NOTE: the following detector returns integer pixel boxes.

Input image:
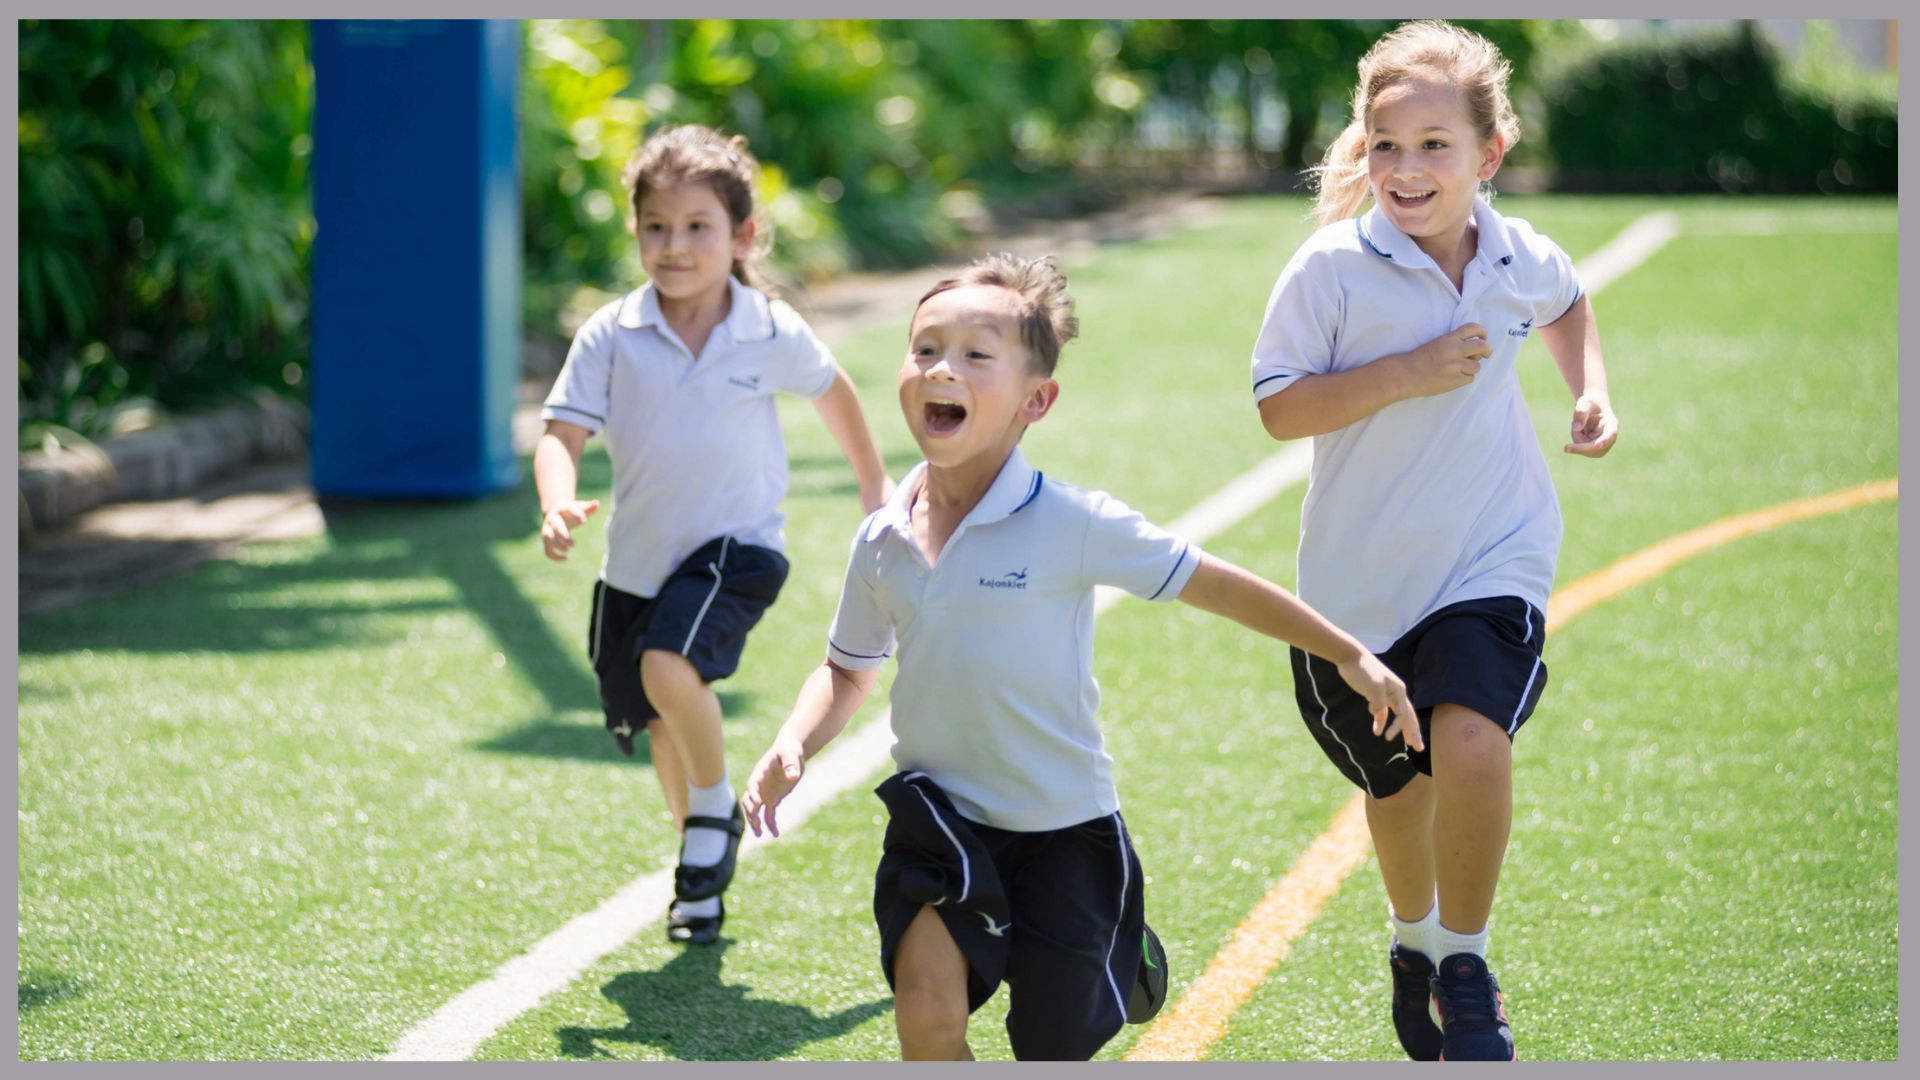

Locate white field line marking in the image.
[1574,211,1678,295]
[387,210,1671,1061]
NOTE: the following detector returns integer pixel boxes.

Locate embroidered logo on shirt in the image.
[728,373,763,390]
[980,913,1010,937]
[977,568,1029,591]
[1507,318,1534,338]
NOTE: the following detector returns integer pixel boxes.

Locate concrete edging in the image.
[19,391,309,537]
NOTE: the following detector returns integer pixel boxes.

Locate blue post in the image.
[310,20,520,499]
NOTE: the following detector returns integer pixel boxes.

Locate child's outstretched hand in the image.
[1564,394,1618,457]
[1336,652,1424,752]
[540,499,601,561]
[741,735,807,838]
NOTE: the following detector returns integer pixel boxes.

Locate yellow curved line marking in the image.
[1126,477,1897,1061]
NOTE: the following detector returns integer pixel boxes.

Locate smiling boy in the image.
[740,253,1418,1060]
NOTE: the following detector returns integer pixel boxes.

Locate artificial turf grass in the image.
[16,196,1896,1060]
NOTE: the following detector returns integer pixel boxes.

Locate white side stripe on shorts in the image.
[1100,813,1131,1022]
[1305,657,1375,798]
[1509,604,1543,734]
[680,537,732,656]
[901,772,971,904]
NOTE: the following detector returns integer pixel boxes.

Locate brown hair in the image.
[622,124,768,288]
[1310,20,1522,227]
[913,253,1080,377]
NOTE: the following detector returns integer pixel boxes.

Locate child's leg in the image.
[1428,703,1513,937]
[639,649,727,788]
[1363,774,1437,925]
[640,649,737,894]
[647,720,689,832]
[893,906,975,1061]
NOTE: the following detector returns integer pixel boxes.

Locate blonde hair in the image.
[1310,20,1521,227]
[913,253,1079,376]
[623,124,768,289]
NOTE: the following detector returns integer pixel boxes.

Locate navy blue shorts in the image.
[588,536,788,743]
[875,807,1147,1060]
[1290,595,1547,800]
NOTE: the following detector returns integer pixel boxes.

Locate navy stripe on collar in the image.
[1356,219,1393,260]
[1009,472,1043,515]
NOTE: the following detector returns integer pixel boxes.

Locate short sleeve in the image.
[826,526,895,671]
[1250,250,1342,404]
[770,304,840,399]
[541,305,615,433]
[1526,231,1583,327]
[1080,492,1202,602]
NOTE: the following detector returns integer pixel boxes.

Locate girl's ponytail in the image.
[1309,119,1372,228]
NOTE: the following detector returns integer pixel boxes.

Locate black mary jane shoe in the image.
[674,804,745,902]
[666,897,724,946]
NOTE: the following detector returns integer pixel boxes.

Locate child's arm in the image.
[811,365,893,513]
[1177,553,1423,750]
[1258,325,1492,442]
[741,659,880,837]
[534,420,602,561]
[1537,294,1618,458]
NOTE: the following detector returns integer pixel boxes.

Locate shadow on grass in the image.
[476,690,754,767]
[555,942,890,1061]
[18,457,612,730]
[18,971,87,1012]
[23,450,778,771]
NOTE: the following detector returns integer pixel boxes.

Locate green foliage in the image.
[1536,21,1896,193]
[18,20,313,438]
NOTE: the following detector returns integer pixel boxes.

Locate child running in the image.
[741,253,1420,1061]
[536,124,890,948]
[1249,21,1619,1061]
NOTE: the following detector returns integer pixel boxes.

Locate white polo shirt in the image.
[1250,198,1582,652]
[827,447,1203,832]
[543,276,839,598]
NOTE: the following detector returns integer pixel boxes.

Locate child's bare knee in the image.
[894,977,968,1050]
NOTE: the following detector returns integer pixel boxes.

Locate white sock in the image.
[1390,899,1440,964]
[676,895,720,918]
[681,774,735,867]
[1435,920,1490,962]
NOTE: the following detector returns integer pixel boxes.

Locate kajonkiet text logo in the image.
[978,568,1029,590]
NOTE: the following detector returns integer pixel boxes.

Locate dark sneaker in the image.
[1388,942,1443,1060]
[1127,924,1168,1024]
[673,804,745,902]
[1430,952,1515,1061]
[666,896,724,946]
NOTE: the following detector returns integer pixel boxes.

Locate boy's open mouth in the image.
[923,400,968,436]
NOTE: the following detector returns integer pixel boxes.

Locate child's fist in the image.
[1399,324,1491,398]
[540,499,601,561]
[1564,394,1618,457]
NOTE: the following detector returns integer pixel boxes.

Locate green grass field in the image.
[16,194,1897,1060]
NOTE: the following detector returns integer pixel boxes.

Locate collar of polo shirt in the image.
[616,274,776,343]
[1357,197,1519,286]
[864,447,1045,543]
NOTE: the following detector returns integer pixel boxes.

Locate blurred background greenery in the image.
[16,18,1897,450]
